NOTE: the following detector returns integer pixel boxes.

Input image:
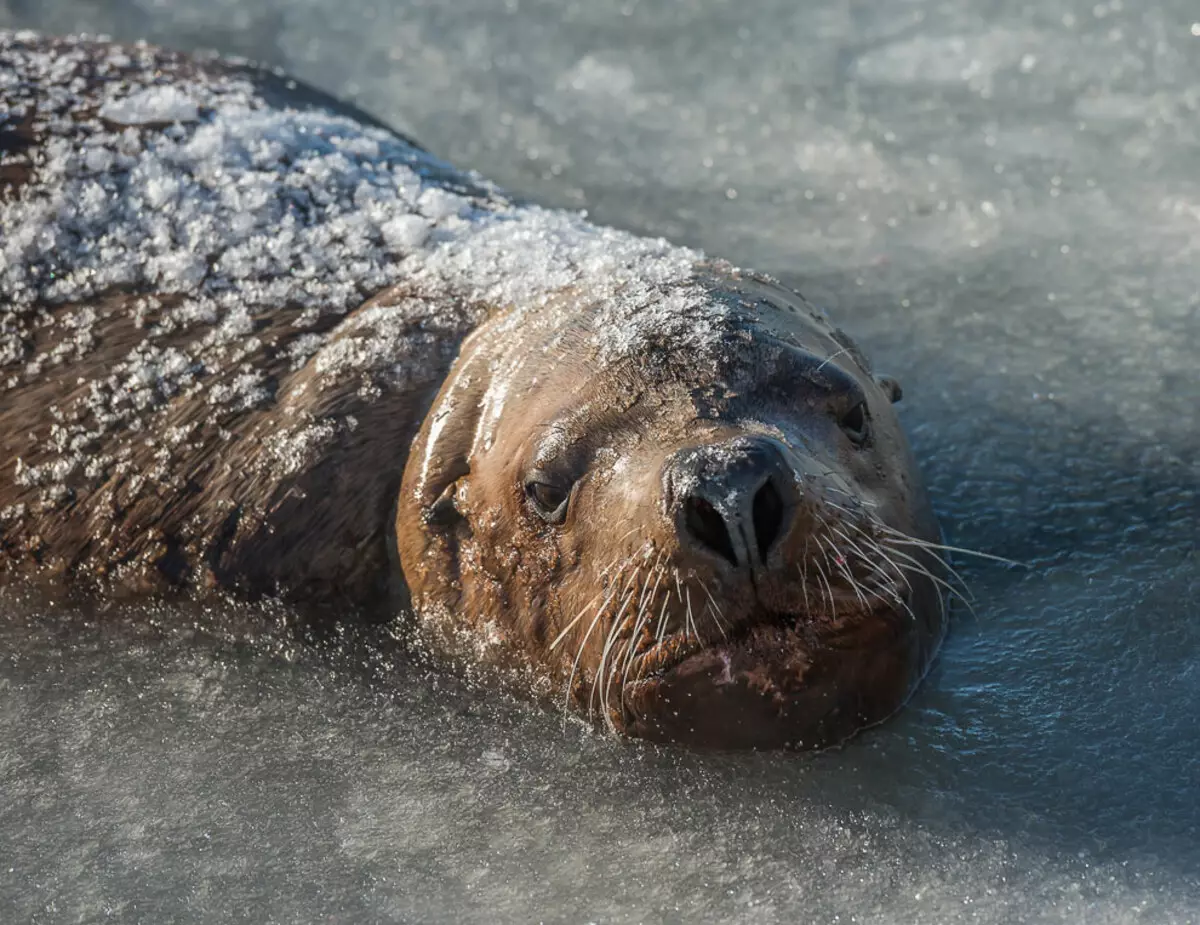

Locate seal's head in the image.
[396,268,944,749]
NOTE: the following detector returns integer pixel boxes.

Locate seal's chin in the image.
[620,605,917,750]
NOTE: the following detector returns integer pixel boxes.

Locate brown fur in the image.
[0,284,474,607]
[2,34,946,749]
[0,35,479,609]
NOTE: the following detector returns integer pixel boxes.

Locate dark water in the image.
[2,0,1198,922]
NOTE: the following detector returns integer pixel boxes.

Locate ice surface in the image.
[2,0,1199,922]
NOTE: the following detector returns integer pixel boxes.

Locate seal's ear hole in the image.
[424,479,467,529]
[876,375,903,404]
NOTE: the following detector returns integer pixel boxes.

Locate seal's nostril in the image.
[670,437,798,570]
[683,496,738,567]
[751,478,785,562]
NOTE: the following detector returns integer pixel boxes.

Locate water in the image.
[1,0,1197,921]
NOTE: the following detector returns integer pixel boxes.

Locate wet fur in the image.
[0,36,475,607]
[2,34,951,749]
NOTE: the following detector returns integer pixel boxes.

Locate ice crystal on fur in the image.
[0,32,741,512]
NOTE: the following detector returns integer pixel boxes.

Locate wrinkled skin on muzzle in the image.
[396,268,946,750]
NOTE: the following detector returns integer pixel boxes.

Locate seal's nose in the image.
[667,436,798,571]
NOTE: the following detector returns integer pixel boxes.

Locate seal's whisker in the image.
[634,552,665,621]
[816,532,869,610]
[595,543,637,588]
[611,576,654,730]
[611,611,642,696]
[895,590,921,626]
[572,550,640,717]
[595,550,653,723]
[824,495,879,514]
[835,513,955,599]
[599,568,641,660]
[876,541,958,590]
[654,591,673,649]
[838,550,873,609]
[616,570,662,708]
[796,563,815,614]
[799,536,815,615]
[598,608,636,733]
[838,519,926,596]
[812,531,841,615]
[615,524,644,546]
[563,572,625,716]
[549,588,606,651]
[815,531,852,597]
[701,583,729,639]
[592,579,640,726]
[859,536,917,598]
[865,540,929,626]
[875,524,1025,568]
[813,555,836,619]
[816,345,853,372]
[877,538,975,601]
[824,503,896,545]
[846,530,926,621]
[620,558,665,683]
[879,544,979,620]
[830,525,906,603]
[830,525,888,582]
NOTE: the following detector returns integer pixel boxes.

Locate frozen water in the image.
[1,0,1198,922]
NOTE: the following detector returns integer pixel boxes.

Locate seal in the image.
[0,32,948,749]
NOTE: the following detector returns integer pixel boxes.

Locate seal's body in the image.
[1,33,945,748]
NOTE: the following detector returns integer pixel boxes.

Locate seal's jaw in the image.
[613,567,937,750]
[620,614,918,750]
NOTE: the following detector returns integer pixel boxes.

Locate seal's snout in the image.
[667,436,798,572]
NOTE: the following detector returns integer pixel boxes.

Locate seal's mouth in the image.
[629,590,908,683]
[629,605,808,681]
[616,592,918,750]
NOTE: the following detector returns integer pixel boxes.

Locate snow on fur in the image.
[0,32,735,505]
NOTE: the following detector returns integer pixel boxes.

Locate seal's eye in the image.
[526,479,571,524]
[839,401,870,446]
